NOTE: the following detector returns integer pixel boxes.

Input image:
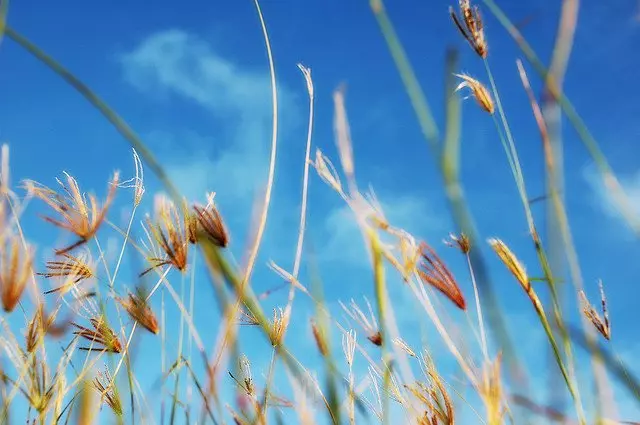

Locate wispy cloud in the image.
[119,29,299,209]
[584,165,640,227]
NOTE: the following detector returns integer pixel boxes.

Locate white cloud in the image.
[584,165,640,226]
[120,29,285,118]
[120,29,300,210]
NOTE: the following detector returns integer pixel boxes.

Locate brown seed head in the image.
[579,281,611,340]
[311,320,328,357]
[340,298,382,347]
[72,316,122,353]
[185,212,198,245]
[0,236,33,312]
[193,193,229,247]
[418,242,466,310]
[25,172,118,255]
[444,232,470,254]
[455,74,495,114]
[117,292,159,335]
[39,253,94,295]
[450,0,488,58]
[141,195,188,276]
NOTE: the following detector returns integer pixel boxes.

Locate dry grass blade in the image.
[117,291,159,335]
[450,0,488,58]
[25,172,118,255]
[93,366,123,416]
[417,242,466,310]
[141,195,189,276]
[72,316,122,353]
[193,193,229,248]
[0,235,33,312]
[579,280,611,341]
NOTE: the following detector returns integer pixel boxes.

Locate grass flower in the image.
[269,307,290,347]
[455,73,495,114]
[487,238,533,302]
[450,0,487,58]
[579,280,611,340]
[417,242,466,310]
[340,298,382,346]
[38,252,94,295]
[311,319,328,357]
[193,192,229,247]
[117,291,159,335]
[0,235,33,312]
[141,195,189,276]
[444,232,470,254]
[72,316,122,354]
[25,172,118,254]
[93,366,123,416]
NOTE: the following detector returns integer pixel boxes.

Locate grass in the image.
[0,0,639,424]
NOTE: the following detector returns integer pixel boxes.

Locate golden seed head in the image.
[25,172,119,254]
[311,320,328,357]
[141,195,189,276]
[455,74,495,114]
[72,316,122,353]
[487,238,528,289]
[269,308,290,347]
[39,252,94,295]
[93,366,123,416]
[0,236,33,313]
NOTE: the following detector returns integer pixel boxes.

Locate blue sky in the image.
[1,0,640,423]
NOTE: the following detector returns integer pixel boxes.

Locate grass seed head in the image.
[39,252,94,295]
[444,232,470,255]
[72,316,122,353]
[193,193,229,248]
[25,172,119,255]
[579,281,611,340]
[269,307,290,347]
[450,0,488,58]
[0,235,33,312]
[311,319,328,357]
[455,73,494,114]
[141,195,189,276]
[93,366,123,416]
[418,242,466,310]
[117,291,159,335]
[340,298,382,347]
